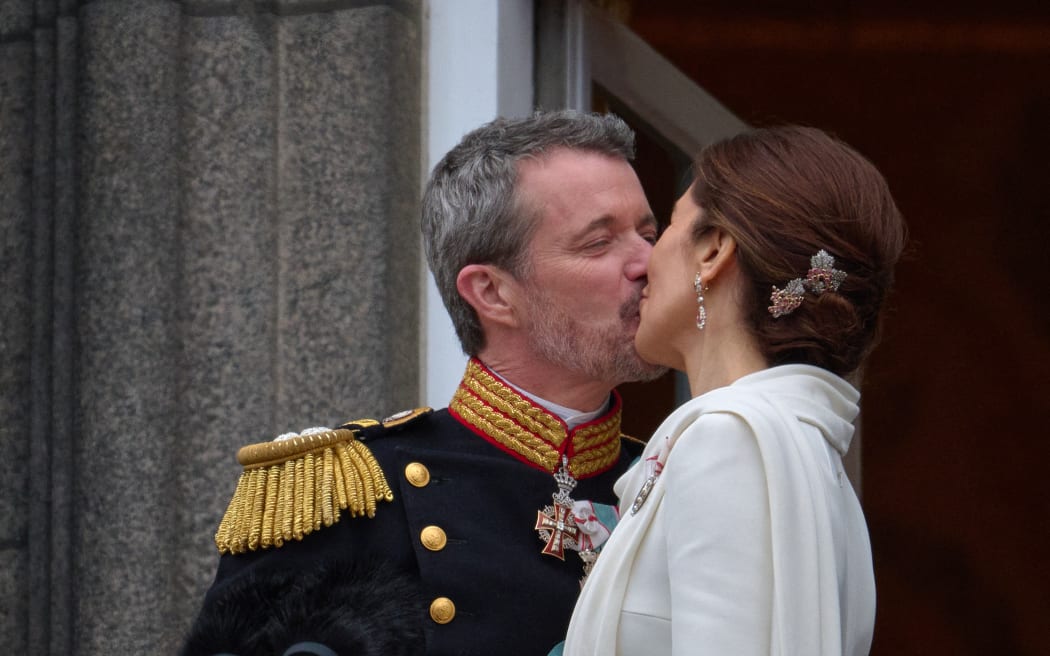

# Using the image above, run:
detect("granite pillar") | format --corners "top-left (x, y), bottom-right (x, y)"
top-left (0, 1), bottom-right (36, 653)
top-left (0, 0), bottom-right (421, 652)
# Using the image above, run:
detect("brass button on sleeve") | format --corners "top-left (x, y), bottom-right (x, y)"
top-left (420, 525), bottom-right (447, 551)
top-left (404, 462), bottom-right (430, 487)
top-left (429, 596), bottom-right (455, 624)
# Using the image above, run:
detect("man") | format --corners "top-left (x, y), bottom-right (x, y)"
top-left (183, 110), bottom-right (663, 655)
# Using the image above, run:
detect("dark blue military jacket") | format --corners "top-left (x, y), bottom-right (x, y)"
top-left (188, 361), bottom-right (640, 656)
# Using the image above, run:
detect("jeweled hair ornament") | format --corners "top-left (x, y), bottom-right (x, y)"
top-left (768, 249), bottom-right (847, 318)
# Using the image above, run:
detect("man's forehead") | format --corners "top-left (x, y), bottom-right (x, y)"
top-left (512, 149), bottom-right (649, 247)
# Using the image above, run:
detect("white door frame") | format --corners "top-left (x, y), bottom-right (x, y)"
top-left (422, 0), bottom-right (534, 408)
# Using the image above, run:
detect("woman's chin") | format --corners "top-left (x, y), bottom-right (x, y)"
top-left (634, 333), bottom-right (673, 371)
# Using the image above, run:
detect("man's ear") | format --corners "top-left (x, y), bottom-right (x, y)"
top-left (456, 264), bottom-right (522, 329)
top-left (695, 226), bottom-right (738, 284)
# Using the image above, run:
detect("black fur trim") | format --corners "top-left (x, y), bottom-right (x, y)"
top-left (181, 559), bottom-right (425, 656)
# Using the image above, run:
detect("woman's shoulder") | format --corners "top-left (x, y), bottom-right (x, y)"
top-left (669, 409), bottom-right (759, 464)
top-left (675, 366), bottom-right (846, 431)
top-left (670, 384), bottom-right (776, 432)
top-left (662, 411), bottom-right (768, 502)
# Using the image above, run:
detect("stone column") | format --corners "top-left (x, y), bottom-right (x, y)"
top-left (0, 1), bottom-right (37, 653)
top-left (0, 1), bottom-right (421, 653)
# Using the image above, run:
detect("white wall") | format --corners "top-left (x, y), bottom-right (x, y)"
top-left (421, 0), bottom-right (535, 407)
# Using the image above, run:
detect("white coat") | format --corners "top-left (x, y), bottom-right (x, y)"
top-left (563, 365), bottom-right (876, 655)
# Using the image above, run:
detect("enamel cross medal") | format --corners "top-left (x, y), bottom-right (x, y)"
top-left (535, 456), bottom-right (608, 583)
top-left (535, 456), bottom-right (580, 560)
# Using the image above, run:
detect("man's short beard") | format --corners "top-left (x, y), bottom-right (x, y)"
top-left (525, 287), bottom-right (666, 387)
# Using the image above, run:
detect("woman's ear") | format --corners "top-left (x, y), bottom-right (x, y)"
top-left (695, 226), bottom-right (738, 284)
top-left (456, 264), bottom-right (521, 328)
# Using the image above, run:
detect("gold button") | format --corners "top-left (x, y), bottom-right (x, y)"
top-left (405, 462), bottom-right (430, 487)
top-left (420, 525), bottom-right (447, 551)
top-left (429, 597), bottom-right (455, 624)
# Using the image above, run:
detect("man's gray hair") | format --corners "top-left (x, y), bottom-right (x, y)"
top-left (422, 110), bottom-right (636, 356)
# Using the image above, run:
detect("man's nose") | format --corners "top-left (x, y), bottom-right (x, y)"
top-left (625, 235), bottom-right (652, 281)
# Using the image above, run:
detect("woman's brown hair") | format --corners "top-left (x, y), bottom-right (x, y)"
top-left (692, 126), bottom-right (906, 377)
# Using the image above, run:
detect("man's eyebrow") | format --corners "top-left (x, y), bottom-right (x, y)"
top-left (571, 216), bottom-right (615, 239)
top-left (638, 213), bottom-right (658, 231)
top-left (570, 214), bottom-right (657, 241)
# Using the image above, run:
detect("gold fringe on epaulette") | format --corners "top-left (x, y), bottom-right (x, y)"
top-left (214, 428), bottom-right (394, 555)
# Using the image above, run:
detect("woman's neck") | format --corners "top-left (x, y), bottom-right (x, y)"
top-left (684, 328), bottom-right (768, 398)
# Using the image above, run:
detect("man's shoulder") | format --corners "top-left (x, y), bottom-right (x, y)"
top-left (212, 406), bottom-right (450, 557)
top-left (347, 405), bottom-right (456, 449)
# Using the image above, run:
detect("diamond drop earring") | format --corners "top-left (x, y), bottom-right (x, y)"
top-left (694, 273), bottom-right (707, 331)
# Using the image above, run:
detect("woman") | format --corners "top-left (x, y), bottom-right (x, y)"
top-left (562, 126), bottom-right (906, 655)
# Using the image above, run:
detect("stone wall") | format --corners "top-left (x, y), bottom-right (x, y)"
top-left (0, 1), bottom-right (421, 652)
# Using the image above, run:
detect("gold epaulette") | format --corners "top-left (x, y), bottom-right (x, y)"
top-left (214, 426), bottom-right (394, 555)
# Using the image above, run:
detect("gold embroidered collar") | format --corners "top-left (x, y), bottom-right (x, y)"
top-left (449, 359), bottom-right (623, 478)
